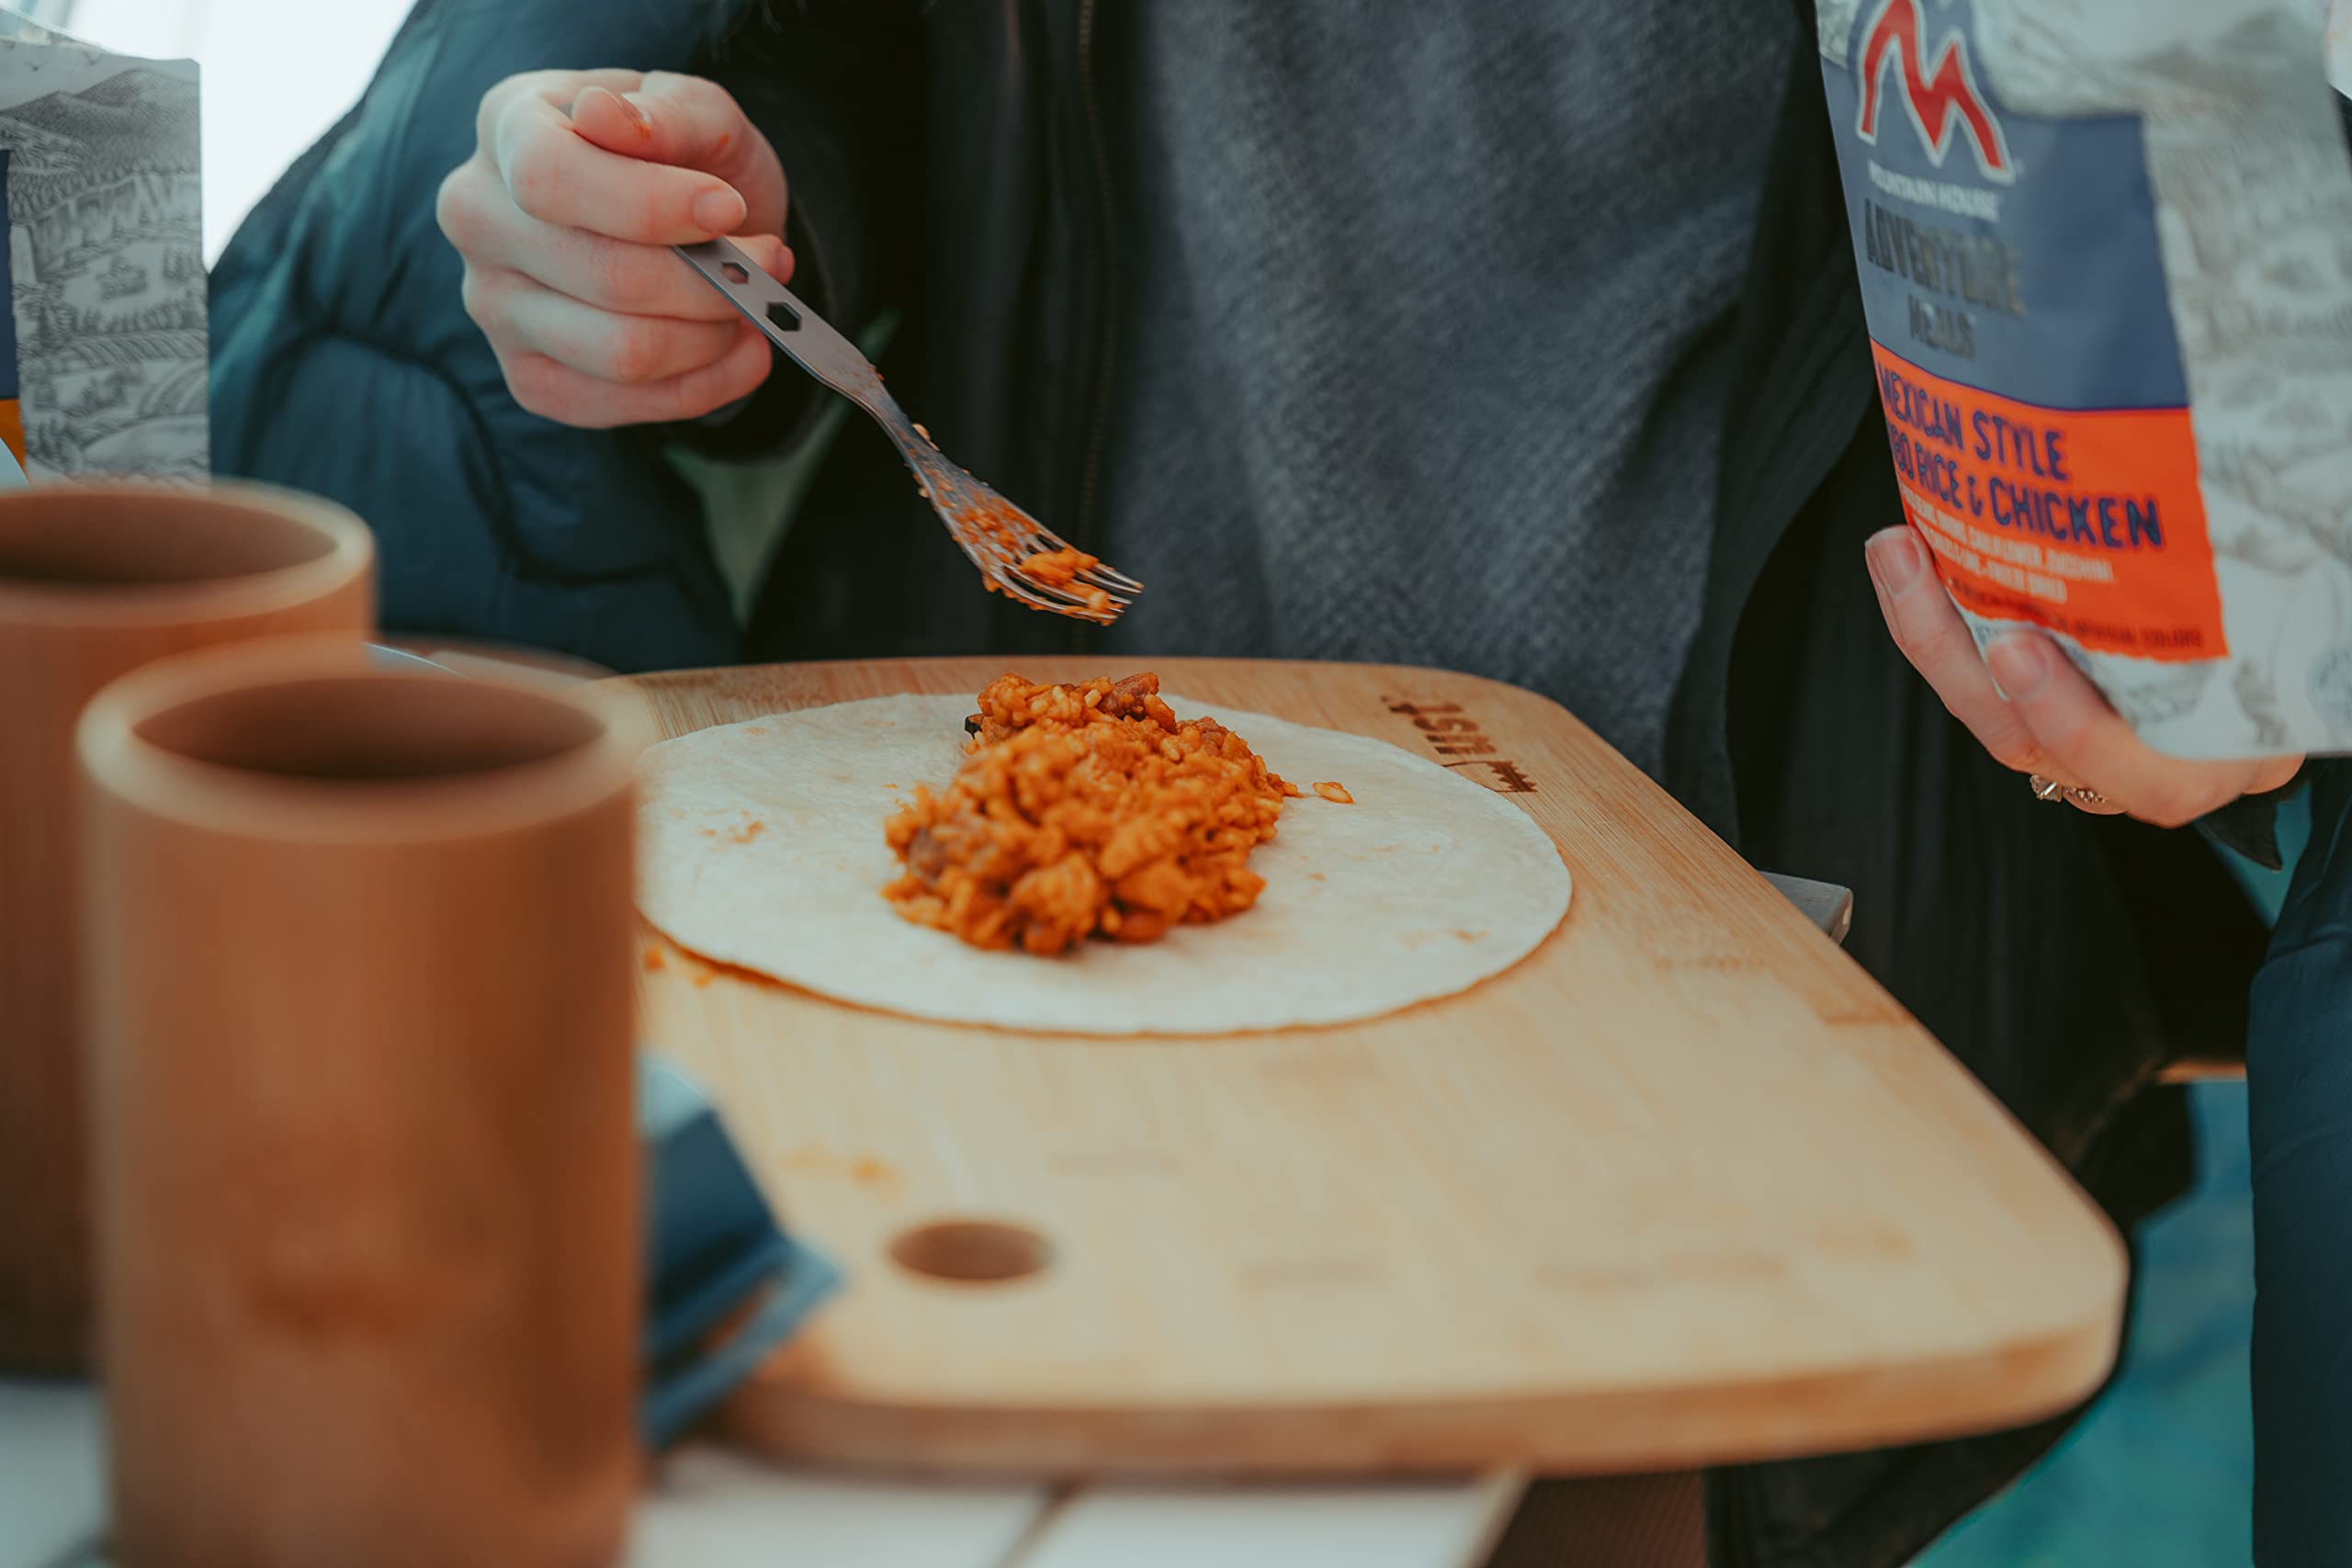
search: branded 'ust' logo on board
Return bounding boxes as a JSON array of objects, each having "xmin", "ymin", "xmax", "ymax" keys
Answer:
[
  {"xmin": 1384, "ymin": 701, "xmax": 1534, "ymax": 794},
  {"xmin": 1855, "ymin": 0, "xmax": 2015, "ymax": 184}
]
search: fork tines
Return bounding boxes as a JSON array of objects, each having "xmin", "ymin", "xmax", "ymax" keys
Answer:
[
  {"xmin": 992, "ymin": 540, "xmax": 1139, "ymax": 625},
  {"xmin": 933, "ymin": 479, "xmax": 1140, "ymax": 626}
]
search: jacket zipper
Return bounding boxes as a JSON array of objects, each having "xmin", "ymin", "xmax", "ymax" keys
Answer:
[{"xmin": 1071, "ymin": 0, "xmax": 1119, "ymax": 567}]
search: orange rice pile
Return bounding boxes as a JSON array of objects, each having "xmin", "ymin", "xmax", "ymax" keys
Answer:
[{"xmin": 883, "ymin": 673, "xmax": 1299, "ymax": 954}]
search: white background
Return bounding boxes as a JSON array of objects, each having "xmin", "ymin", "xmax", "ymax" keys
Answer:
[{"xmin": 58, "ymin": 0, "xmax": 414, "ymax": 259}]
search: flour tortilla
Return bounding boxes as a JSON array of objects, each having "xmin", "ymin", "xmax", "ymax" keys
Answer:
[{"xmin": 634, "ymin": 694, "xmax": 1571, "ymax": 1034}]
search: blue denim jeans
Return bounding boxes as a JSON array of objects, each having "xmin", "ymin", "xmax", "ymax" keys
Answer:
[{"xmin": 2248, "ymin": 760, "xmax": 2352, "ymax": 1566}]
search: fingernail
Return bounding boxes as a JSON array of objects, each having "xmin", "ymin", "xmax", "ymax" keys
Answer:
[
  {"xmin": 618, "ymin": 93, "xmax": 652, "ymax": 134},
  {"xmin": 1986, "ymin": 634, "xmax": 2052, "ymax": 700},
  {"xmin": 1865, "ymin": 527, "xmax": 1924, "ymax": 596},
  {"xmin": 693, "ymin": 188, "xmax": 746, "ymax": 233}
]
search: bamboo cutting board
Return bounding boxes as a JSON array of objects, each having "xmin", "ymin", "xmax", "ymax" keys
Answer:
[{"xmin": 614, "ymin": 659, "xmax": 2124, "ymax": 1477}]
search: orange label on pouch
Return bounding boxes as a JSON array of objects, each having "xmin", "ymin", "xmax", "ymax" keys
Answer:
[{"xmin": 1870, "ymin": 344, "xmax": 2226, "ymax": 661}]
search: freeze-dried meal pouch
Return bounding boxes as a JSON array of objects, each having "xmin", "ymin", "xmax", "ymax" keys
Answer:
[{"xmin": 1819, "ymin": 0, "xmax": 2352, "ymax": 756}]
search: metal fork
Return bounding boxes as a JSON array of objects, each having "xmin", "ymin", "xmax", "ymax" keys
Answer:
[{"xmin": 675, "ymin": 237, "xmax": 1140, "ymax": 625}]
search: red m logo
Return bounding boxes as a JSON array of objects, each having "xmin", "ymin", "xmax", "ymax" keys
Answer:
[{"xmin": 1855, "ymin": 0, "xmax": 2014, "ymax": 183}]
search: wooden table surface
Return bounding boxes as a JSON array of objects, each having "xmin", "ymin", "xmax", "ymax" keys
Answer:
[
  {"xmin": 0, "ymin": 1381, "xmax": 1523, "ymax": 1568},
  {"xmin": 614, "ymin": 658, "xmax": 2127, "ymax": 1477}
]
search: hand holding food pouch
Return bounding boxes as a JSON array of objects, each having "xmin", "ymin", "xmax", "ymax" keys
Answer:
[{"xmin": 1820, "ymin": 0, "xmax": 2352, "ymax": 758}]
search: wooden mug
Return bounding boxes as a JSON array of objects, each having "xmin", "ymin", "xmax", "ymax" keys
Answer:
[
  {"xmin": 77, "ymin": 638, "xmax": 646, "ymax": 1567},
  {"xmin": 0, "ymin": 481, "xmax": 373, "ymax": 1371}
]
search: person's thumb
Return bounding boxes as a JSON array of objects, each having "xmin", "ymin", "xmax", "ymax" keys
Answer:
[{"xmin": 571, "ymin": 76, "xmax": 786, "ymax": 234}]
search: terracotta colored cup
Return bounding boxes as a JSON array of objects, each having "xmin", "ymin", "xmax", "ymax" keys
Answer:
[
  {"xmin": 77, "ymin": 639, "xmax": 645, "ymax": 1568},
  {"xmin": 0, "ymin": 482, "xmax": 373, "ymax": 1371}
]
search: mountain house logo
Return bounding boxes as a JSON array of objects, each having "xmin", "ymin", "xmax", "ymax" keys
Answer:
[{"xmin": 1855, "ymin": 0, "xmax": 2015, "ymax": 184}]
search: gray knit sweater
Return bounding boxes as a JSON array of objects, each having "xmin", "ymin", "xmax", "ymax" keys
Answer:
[{"xmin": 1096, "ymin": 4, "xmax": 1794, "ymax": 779}]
